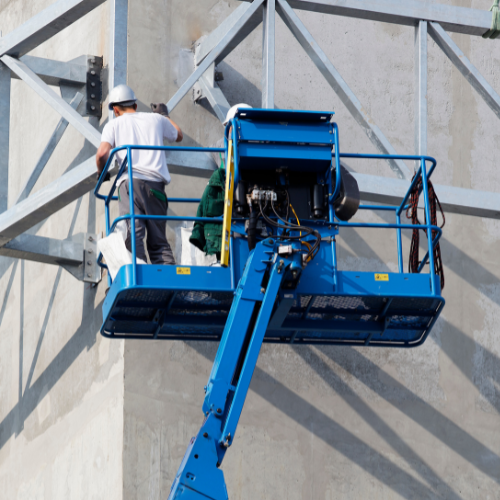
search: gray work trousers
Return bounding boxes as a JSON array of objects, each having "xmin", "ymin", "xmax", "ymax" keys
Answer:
[{"xmin": 118, "ymin": 179, "xmax": 175, "ymax": 265}]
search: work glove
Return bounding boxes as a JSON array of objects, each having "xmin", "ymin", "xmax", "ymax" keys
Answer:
[
  {"xmin": 96, "ymin": 171, "xmax": 111, "ymax": 183},
  {"xmin": 151, "ymin": 102, "xmax": 169, "ymax": 117}
]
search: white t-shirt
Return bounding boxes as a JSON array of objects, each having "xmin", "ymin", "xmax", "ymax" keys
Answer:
[{"xmin": 101, "ymin": 112, "xmax": 178, "ymax": 186}]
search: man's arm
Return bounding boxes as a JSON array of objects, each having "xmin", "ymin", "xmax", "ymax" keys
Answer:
[
  {"xmin": 151, "ymin": 102, "xmax": 183, "ymax": 142},
  {"xmin": 96, "ymin": 141, "xmax": 113, "ymax": 174},
  {"xmin": 168, "ymin": 117, "xmax": 183, "ymax": 142}
]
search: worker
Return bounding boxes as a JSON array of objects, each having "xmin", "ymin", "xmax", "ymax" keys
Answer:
[
  {"xmin": 190, "ymin": 104, "xmax": 251, "ymax": 258},
  {"xmin": 96, "ymin": 84, "xmax": 183, "ymax": 265}
]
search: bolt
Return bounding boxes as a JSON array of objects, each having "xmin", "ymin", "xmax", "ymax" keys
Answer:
[
  {"xmin": 91, "ymin": 105, "xmax": 96, "ymax": 111},
  {"xmin": 91, "ymin": 70, "xmax": 96, "ymax": 75},
  {"xmin": 88, "ymin": 236, "xmax": 94, "ymax": 242},
  {"xmin": 91, "ymin": 59, "xmax": 96, "ymax": 64},
  {"xmin": 91, "ymin": 82, "xmax": 96, "ymax": 87},
  {"xmin": 261, "ymin": 287, "xmax": 265, "ymax": 294},
  {"xmin": 88, "ymin": 249, "xmax": 93, "ymax": 254},
  {"xmin": 91, "ymin": 94, "xmax": 96, "ymax": 99},
  {"xmin": 87, "ymin": 273, "xmax": 92, "ymax": 278},
  {"xmin": 203, "ymin": 432, "xmax": 208, "ymax": 438},
  {"xmin": 87, "ymin": 261, "xmax": 92, "ymax": 266},
  {"xmin": 268, "ymin": 239, "xmax": 274, "ymax": 244},
  {"xmin": 217, "ymin": 408, "xmax": 222, "ymax": 414},
  {"xmin": 328, "ymin": 225, "xmax": 332, "ymax": 230},
  {"xmin": 292, "ymin": 270, "xmax": 298, "ymax": 279}
]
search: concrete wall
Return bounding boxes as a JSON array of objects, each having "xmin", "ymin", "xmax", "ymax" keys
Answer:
[
  {"xmin": 124, "ymin": 0, "xmax": 500, "ymax": 499},
  {"xmin": 0, "ymin": 2, "xmax": 124, "ymax": 498},
  {"xmin": 1, "ymin": 0, "xmax": 500, "ymax": 499}
]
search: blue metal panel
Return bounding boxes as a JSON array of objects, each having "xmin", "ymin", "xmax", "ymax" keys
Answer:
[
  {"xmin": 237, "ymin": 119, "xmax": 334, "ymax": 145},
  {"xmin": 237, "ymin": 143, "xmax": 332, "ymax": 172},
  {"xmin": 235, "ymin": 108, "xmax": 334, "ymax": 123}
]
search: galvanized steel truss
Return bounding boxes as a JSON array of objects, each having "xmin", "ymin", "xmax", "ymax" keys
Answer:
[
  {"xmin": 0, "ymin": 0, "xmax": 499, "ymax": 283},
  {"xmin": 190, "ymin": 0, "xmax": 500, "ymax": 217}
]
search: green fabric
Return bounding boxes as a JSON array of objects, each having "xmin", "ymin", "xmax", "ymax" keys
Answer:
[
  {"xmin": 189, "ymin": 167, "xmax": 226, "ymax": 255},
  {"xmin": 483, "ymin": 0, "xmax": 500, "ymax": 39},
  {"xmin": 150, "ymin": 188, "xmax": 167, "ymax": 202}
]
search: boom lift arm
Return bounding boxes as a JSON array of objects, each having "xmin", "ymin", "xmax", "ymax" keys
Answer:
[{"xmin": 168, "ymin": 239, "xmax": 301, "ymax": 500}]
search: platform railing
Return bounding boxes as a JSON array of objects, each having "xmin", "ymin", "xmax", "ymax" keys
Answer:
[{"xmin": 94, "ymin": 144, "xmax": 442, "ymax": 295}]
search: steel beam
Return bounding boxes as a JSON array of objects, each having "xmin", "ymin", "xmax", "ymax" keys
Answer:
[
  {"xmin": 0, "ymin": 150, "xmax": 218, "ymax": 248},
  {"xmin": 415, "ymin": 21, "xmax": 427, "ymax": 164},
  {"xmin": 0, "ymin": 157, "xmax": 97, "ymax": 247},
  {"xmin": 0, "ymin": 61, "xmax": 10, "ymax": 214},
  {"xmin": 239, "ymin": 0, "xmax": 494, "ymax": 37},
  {"xmin": 0, "ymin": 0, "xmax": 107, "ymax": 58},
  {"xmin": 195, "ymin": 2, "xmax": 263, "ymax": 66},
  {"xmin": 0, "ymin": 232, "xmax": 100, "ymax": 283},
  {"xmin": 0, "ymin": 233, "xmax": 83, "ymax": 266},
  {"xmin": 109, "ymin": 0, "xmax": 128, "ymax": 94},
  {"xmin": 16, "ymin": 92, "xmax": 84, "ymax": 203},
  {"xmin": 166, "ymin": 150, "xmax": 218, "ymax": 178},
  {"xmin": 167, "ymin": 0, "xmax": 265, "ymax": 114},
  {"xmin": 428, "ymin": 22, "xmax": 500, "ymax": 120},
  {"xmin": 0, "ymin": 55, "xmax": 101, "ymax": 147},
  {"xmin": 197, "ymin": 66, "xmax": 231, "ymax": 123},
  {"xmin": 276, "ymin": 0, "xmax": 411, "ymax": 180},
  {"xmin": 14, "ymin": 55, "xmax": 87, "ymax": 86},
  {"xmin": 352, "ymin": 171, "xmax": 500, "ymax": 220},
  {"xmin": 262, "ymin": 0, "xmax": 276, "ymax": 108}
]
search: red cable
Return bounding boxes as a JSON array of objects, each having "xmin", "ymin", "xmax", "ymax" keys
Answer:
[{"xmin": 406, "ymin": 175, "xmax": 445, "ymax": 290}]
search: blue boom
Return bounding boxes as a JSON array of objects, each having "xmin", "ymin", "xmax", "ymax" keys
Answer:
[{"xmin": 95, "ymin": 109, "xmax": 444, "ymax": 499}]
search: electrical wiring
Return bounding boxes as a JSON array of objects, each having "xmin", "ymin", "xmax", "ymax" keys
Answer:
[
  {"xmin": 270, "ymin": 198, "xmax": 321, "ymax": 262},
  {"xmin": 406, "ymin": 175, "xmax": 445, "ymax": 289}
]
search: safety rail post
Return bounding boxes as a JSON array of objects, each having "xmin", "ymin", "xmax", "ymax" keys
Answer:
[
  {"xmin": 126, "ymin": 147, "xmax": 137, "ymax": 286},
  {"xmin": 396, "ymin": 210, "xmax": 403, "ymax": 273},
  {"xmin": 221, "ymin": 139, "xmax": 235, "ymax": 267},
  {"xmin": 329, "ymin": 123, "xmax": 341, "ymax": 287},
  {"xmin": 420, "ymin": 157, "xmax": 436, "ymax": 295},
  {"xmin": 231, "ymin": 119, "xmax": 240, "ymax": 188}
]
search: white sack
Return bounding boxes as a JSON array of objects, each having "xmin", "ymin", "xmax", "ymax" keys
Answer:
[{"xmin": 97, "ymin": 232, "xmax": 147, "ymax": 280}]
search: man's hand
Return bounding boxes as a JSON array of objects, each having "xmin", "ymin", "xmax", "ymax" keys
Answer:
[
  {"xmin": 96, "ymin": 171, "xmax": 111, "ymax": 183},
  {"xmin": 96, "ymin": 141, "xmax": 113, "ymax": 173},
  {"xmin": 151, "ymin": 103, "xmax": 169, "ymax": 116}
]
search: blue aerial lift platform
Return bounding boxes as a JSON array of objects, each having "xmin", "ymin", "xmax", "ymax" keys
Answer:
[{"xmin": 95, "ymin": 109, "xmax": 444, "ymax": 499}]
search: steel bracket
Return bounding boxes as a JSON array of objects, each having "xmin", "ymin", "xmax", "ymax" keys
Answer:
[
  {"xmin": 86, "ymin": 56, "xmax": 103, "ymax": 117},
  {"xmin": 83, "ymin": 233, "xmax": 101, "ymax": 283},
  {"xmin": 61, "ymin": 232, "xmax": 101, "ymax": 284}
]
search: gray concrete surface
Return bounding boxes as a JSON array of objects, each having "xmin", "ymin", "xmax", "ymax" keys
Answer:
[
  {"xmin": 1, "ymin": 0, "xmax": 500, "ymax": 499},
  {"xmin": 0, "ymin": 1, "xmax": 124, "ymax": 498}
]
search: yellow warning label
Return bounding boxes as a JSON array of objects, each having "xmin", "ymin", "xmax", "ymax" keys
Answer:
[
  {"xmin": 176, "ymin": 267, "xmax": 191, "ymax": 275},
  {"xmin": 375, "ymin": 273, "xmax": 389, "ymax": 281}
]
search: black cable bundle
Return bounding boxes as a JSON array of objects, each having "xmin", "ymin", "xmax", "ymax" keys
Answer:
[
  {"xmin": 406, "ymin": 174, "xmax": 446, "ymax": 290},
  {"xmin": 257, "ymin": 195, "xmax": 321, "ymax": 263}
]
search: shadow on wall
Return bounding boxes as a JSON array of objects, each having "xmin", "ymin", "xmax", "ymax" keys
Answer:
[
  {"xmin": 0, "ymin": 190, "xmax": 103, "ymax": 449},
  {"xmin": 217, "ymin": 62, "xmax": 263, "ymax": 109},
  {"xmin": 189, "ymin": 330, "xmax": 500, "ymax": 499}
]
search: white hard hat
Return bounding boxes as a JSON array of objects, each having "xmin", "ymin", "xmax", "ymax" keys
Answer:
[
  {"xmin": 223, "ymin": 103, "xmax": 252, "ymax": 125},
  {"xmin": 108, "ymin": 84, "xmax": 137, "ymax": 110}
]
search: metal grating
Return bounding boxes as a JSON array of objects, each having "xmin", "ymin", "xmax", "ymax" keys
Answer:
[{"xmin": 103, "ymin": 288, "xmax": 443, "ymax": 346}]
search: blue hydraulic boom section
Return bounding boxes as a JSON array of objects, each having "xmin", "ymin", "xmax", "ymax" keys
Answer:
[{"xmin": 95, "ymin": 109, "xmax": 445, "ymax": 500}]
